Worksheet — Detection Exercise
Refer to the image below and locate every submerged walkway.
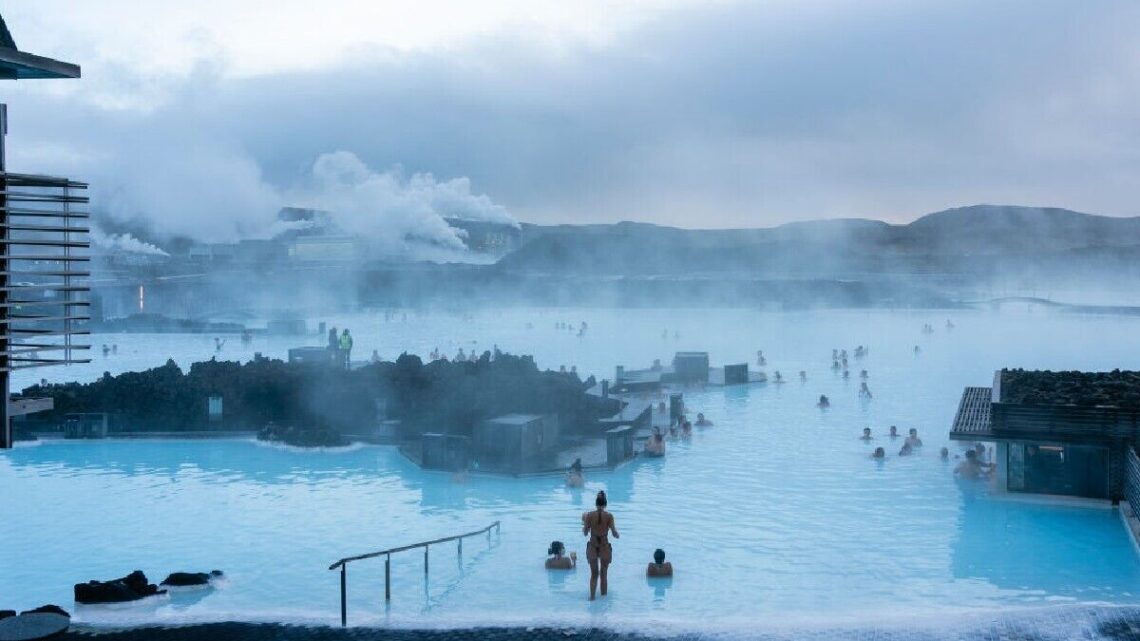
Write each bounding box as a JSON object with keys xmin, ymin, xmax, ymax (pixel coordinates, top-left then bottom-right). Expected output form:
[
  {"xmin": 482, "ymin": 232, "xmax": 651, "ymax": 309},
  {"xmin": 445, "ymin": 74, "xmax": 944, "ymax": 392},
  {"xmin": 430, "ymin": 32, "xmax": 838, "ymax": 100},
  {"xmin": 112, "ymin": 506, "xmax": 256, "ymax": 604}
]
[{"xmin": 57, "ymin": 605, "xmax": 1140, "ymax": 641}]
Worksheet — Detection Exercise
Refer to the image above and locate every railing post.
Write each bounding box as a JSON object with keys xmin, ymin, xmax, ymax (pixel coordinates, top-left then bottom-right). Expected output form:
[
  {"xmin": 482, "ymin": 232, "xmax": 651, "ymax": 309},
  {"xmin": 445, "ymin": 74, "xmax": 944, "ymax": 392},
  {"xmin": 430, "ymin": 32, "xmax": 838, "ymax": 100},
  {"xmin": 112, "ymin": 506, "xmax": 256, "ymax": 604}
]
[
  {"xmin": 332, "ymin": 521, "xmax": 499, "ymax": 609},
  {"xmin": 385, "ymin": 555, "xmax": 391, "ymax": 601},
  {"xmin": 339, "ymin": 564, "xmax": 347, "ymax": 627}
]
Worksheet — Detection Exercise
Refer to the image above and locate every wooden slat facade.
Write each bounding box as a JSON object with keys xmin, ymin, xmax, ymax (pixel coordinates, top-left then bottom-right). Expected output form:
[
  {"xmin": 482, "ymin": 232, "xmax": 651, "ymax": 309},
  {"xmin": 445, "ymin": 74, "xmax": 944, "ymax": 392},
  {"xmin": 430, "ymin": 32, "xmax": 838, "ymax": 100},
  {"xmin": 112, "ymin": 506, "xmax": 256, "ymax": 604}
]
[
  {"xmin": 992, "ymin": 403, "xmax": 1140, "ymax": 443},
  {"xmin": 949, "ymin": 386, "xmax": 995, "ymax": 439},
  {"xmin": 1126, "ymin": 447, "xmax": 1140, "ymax": 513}
]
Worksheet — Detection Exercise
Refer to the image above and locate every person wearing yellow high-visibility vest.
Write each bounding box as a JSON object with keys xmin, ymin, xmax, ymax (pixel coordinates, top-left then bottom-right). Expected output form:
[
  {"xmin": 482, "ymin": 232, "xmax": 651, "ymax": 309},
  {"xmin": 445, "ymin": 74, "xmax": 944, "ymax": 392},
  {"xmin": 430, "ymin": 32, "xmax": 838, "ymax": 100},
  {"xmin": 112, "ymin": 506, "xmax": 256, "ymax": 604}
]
[{"xmin": 338, "ymin": 329, "xmax": 353, "ymax": 370}]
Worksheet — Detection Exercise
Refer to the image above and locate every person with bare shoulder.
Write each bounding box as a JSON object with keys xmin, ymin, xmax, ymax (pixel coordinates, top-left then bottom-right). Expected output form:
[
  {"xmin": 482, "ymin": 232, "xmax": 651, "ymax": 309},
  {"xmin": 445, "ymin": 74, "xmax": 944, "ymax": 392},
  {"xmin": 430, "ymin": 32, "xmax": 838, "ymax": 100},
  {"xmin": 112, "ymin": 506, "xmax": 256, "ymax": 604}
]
[
  {"xmin": 566, "ymin": 457, "xmax": 585, "ymax": 488},
  {"xmin": 582, "ymin": 490, "xmax": 619, "ymax": 600},
  {"xmin": 545, "ymin": 540, "xmax": 577, "ymax": 570},
  {"xmin": 646, "ymin": 548, "xmax": 673, "ymax": 577}
]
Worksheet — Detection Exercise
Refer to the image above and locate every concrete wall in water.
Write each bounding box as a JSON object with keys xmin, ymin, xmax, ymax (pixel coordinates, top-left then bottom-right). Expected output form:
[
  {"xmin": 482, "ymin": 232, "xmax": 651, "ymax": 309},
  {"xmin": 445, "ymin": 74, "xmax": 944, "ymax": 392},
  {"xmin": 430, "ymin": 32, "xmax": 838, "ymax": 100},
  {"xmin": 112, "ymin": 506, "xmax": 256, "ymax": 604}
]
[{"xmin": 473, "ymin": 414, "xmax": 559, "ymax": 473}]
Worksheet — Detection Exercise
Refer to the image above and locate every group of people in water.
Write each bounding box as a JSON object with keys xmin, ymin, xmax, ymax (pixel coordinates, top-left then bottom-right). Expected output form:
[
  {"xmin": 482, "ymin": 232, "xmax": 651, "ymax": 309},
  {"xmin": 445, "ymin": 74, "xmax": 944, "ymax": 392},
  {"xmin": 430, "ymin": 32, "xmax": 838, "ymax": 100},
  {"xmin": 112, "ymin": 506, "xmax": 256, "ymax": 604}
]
[
  {"xmin": 825, "ymin": 347, "xmax": 875, "ymax": 393},
  {"xmin": 864, "ymin": 425, "xmax": 924, "ymax": 457},
  {"xmin": 545, "ymin": 491, "xmax": 672, "ymax": 600},
  {"xmin": 953, "ymin": 443, "xmax": 995, "ymax": 479},
  {"xmin": 921, "ymin": 320, "xmax": 956, "ymax": 335},
  {"xmin": 645, "ymin": 400, "xmax": 713, "ymax": 457},
  {"xmin": 555, "ymin": 321, "xmax": 589, "ymax": 337},
  {"xmin": 831, "ymin": 346, "xmax": 866, "ymax": 369},
  {"xmin": 756, "ymin": 345, "xmax": 879, "ymax": 409},
  {"xmin": 381, "ymin": 310, "xmax": 409, "ymax": 322},
  {"xmin": 755, "ymin": 349, "xmax": 805, "ymax": 385},
  {"xmin": 820, "ymin": 348, "xmax": 866, "ymax": 407},
  {"xmin": 862, "ymin": 424, "xmax": 994, "ymax": 478},
  {"xmin": 427, "ymin": 343, "xmax": 521, "ymax": 365},
  {"xmin": 429, "ymin": 345, "xmax": 490, "ymax": 363}
]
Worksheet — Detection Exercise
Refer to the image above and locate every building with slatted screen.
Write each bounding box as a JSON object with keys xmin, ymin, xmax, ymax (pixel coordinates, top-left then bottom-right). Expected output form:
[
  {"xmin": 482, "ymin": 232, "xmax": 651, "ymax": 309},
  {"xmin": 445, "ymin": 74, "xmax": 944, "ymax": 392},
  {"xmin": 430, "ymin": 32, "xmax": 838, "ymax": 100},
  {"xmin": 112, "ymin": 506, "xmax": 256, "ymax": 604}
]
[
  {"xmin": 0, "ymin": 13, "xmax": 88, "ymax": 448},
  {"xmin": 950, "ymin": 369, "xmax": 1140, "ymax": 503}
]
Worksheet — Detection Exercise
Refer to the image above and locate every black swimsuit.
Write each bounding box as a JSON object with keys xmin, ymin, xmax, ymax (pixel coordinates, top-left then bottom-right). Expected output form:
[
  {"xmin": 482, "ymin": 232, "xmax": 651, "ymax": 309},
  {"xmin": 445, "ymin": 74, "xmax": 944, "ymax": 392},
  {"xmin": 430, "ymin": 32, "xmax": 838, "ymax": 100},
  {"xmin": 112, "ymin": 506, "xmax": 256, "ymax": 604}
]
[{"xmin": 585, "ymin": 510, "xmax": 613, "ymax": 563}]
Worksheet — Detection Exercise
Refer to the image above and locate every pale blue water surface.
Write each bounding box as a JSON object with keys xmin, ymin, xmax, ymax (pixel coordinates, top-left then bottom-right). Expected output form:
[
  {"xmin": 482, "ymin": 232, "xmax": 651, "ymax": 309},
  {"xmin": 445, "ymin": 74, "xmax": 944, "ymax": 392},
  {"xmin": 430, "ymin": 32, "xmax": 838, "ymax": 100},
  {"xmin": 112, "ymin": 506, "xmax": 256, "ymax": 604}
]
[{"xmin": 3, "ymin": 307, "xmax": 1140, "ymax": 632}]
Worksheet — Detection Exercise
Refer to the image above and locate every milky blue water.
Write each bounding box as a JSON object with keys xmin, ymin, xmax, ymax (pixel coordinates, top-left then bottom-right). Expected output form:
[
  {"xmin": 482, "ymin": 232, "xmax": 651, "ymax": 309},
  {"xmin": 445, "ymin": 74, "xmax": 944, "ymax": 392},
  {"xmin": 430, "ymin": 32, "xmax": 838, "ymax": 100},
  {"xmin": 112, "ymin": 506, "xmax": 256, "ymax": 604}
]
[{"xmin": 3, "ymin": 307, "xmax": 1140, "ymax": 632}]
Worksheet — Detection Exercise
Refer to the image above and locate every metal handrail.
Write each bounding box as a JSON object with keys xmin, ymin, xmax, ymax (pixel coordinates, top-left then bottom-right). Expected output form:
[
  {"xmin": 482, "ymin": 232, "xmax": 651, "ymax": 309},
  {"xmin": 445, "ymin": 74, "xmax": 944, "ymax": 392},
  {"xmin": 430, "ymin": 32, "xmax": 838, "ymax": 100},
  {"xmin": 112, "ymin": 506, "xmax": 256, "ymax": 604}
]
[{"xmin": 328, "ymin": 520, "xmax": 500, "ymax": 626}]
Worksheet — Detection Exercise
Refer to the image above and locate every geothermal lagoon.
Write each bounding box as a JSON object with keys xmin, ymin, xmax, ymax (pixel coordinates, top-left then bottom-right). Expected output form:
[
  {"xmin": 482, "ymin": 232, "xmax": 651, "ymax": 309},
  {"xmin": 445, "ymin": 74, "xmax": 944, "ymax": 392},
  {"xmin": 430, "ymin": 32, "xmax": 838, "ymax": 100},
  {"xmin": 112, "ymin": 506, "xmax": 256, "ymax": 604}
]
[{"xmin": 3, "ymin": 307, "xmax": 1140, "ymax": 632}]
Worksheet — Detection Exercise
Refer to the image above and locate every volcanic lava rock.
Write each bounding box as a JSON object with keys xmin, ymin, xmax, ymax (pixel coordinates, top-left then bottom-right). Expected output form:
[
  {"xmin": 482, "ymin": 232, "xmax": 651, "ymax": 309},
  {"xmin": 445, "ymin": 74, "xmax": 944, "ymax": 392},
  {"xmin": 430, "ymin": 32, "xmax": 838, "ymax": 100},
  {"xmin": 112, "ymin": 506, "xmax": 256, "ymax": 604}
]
[
  {"xmin": 257, "ymin": 424, "xmax": 347, "ymax": 448},
  {"xmin": 1002, "ymin": 369, "xmax": 1140, "ymax": 409},
  {"xmin": 74, "ymin": 571, "xmax": 165, "ymax": 604},
  {"xmin": 19, "ymin": 605, "xmax": 69, "ymax": 618},
  {"xmin": 160, "ymin": 571, "xmax": 223, "ymax": 588}
]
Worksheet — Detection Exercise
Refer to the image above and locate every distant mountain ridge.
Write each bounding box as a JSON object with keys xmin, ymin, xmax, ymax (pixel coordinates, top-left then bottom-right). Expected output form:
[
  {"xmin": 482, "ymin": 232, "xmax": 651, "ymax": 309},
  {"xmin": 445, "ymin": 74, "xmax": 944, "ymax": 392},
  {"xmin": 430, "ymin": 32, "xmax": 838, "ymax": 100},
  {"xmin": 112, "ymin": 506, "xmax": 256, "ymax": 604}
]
[{"xmin": 501, "ymin": 205, "xmax": 1140, "ymax": 276}]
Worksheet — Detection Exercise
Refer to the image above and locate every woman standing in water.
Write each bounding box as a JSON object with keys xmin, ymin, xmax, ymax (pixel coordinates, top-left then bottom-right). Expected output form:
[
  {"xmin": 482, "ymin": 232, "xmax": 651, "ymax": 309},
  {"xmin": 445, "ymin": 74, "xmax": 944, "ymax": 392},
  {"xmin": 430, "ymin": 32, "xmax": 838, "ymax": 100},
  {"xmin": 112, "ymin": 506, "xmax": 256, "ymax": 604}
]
[{"xmin": 582, "ymin": 490, "xmax": 619, "ymax": 600}]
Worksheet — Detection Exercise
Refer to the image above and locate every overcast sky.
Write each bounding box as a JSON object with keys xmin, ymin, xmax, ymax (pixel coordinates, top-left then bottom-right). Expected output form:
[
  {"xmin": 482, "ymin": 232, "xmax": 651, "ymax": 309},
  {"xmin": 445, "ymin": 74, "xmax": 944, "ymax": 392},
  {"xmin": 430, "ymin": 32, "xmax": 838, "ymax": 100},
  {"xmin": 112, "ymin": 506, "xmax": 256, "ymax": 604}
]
[{"xmin": 3, "ymin": 0, "xmax": 1138, "ymax": 236}]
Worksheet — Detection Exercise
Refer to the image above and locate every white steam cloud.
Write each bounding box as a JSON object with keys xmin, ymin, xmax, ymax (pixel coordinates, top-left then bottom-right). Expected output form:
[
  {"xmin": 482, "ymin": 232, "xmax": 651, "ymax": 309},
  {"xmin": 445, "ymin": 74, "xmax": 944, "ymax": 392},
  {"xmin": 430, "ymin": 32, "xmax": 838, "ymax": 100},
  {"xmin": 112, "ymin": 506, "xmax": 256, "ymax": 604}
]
[
  {"xmin": 293, "ymin": 151, "xmax": 517, "ymax": 258},
  {"xmin": 97, "ymin": 145, "xmax": 282, "ymax": 244},
  {"xmin": 93, "ymin": 144, "xmax": 514, "ymax": 261},
  {"xmin": 91, "ymin": 228, "xmax": 170, "ymax": 256}
]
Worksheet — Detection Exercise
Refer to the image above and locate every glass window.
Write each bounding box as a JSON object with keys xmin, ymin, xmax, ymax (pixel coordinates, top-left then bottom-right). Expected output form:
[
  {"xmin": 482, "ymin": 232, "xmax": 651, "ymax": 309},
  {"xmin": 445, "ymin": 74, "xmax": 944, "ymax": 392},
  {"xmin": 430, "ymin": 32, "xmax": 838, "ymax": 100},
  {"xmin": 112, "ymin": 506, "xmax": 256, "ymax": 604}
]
[{"xmin": 1007, "ymin": 441, "xmax": 1108, "ymax": 499}]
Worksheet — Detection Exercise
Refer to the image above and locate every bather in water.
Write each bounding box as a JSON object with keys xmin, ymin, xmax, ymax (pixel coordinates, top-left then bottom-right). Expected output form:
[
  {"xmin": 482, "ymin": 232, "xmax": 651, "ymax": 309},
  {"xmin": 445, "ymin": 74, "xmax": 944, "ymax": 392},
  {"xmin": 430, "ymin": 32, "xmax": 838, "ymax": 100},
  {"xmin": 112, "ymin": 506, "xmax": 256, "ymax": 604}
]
[
  {"xmin": 817, "ymin": 395, "xmax": 830, "ymax": 408},
  {"xmin": 567, "ymin": 458, "xmax": 585, "ymax": 487},
  {"xmin": 546, "ymin": 541, "xmax": 577, "ymax": 570},
  {"xmin": 905, "ymin": 428, "xmax": 923, "ymax": 448},
  {"xmin": 582, "ymin": 491, "xmax": 619, "ymax": 600},
  {"xmin": 860, "ymin": 427, "xmax": 873, "ymax": 441},
  {"xmin": 955, "ymin": 449, "xmax": 990, "ymax": 479},
  {"xmin": 647, "ymin": 548, "xmax": 673, "ymax": 577},
  {"xmin": 645, "ymin": 429, "xmax": 666, "ymax": 456}
]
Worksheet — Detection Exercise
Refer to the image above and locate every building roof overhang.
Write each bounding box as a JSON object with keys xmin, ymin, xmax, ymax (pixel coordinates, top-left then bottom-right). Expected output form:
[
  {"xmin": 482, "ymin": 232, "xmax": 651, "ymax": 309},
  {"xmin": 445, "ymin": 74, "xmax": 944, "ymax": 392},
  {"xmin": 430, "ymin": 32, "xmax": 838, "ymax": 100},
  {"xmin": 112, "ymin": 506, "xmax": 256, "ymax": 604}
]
[
  {"xmin": 0, "ymin": 46, "xmax": 80, "ymax": 80},
  {"xmin": 949, "ymin": 385, "xmax": 1128, "ymax": 445}
]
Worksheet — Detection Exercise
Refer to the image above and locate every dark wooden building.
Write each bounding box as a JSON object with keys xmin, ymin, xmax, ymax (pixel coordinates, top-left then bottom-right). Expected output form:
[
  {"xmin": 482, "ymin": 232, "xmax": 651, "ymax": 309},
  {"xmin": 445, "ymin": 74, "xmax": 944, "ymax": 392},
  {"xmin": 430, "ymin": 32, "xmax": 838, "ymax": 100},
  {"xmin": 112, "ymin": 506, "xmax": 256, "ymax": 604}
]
[{"xmin": 950, "ymin": 369, "xmax": 1140, "ymax": 502}]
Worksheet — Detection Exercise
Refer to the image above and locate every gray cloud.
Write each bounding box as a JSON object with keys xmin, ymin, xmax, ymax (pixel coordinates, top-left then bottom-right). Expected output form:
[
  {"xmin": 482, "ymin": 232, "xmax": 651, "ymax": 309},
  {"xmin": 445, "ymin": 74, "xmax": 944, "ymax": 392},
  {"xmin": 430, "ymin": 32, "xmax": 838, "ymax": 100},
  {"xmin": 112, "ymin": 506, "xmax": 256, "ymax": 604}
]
[{"xmin": 5, "ymin": 0, "xmax": 1139, "ymax": 234}]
